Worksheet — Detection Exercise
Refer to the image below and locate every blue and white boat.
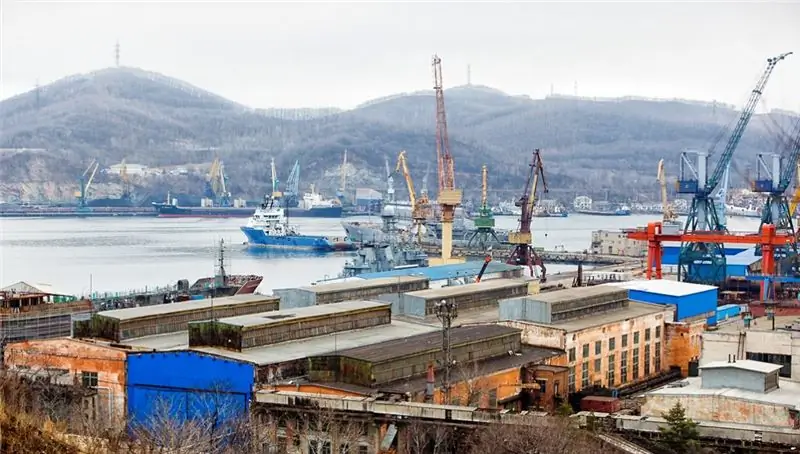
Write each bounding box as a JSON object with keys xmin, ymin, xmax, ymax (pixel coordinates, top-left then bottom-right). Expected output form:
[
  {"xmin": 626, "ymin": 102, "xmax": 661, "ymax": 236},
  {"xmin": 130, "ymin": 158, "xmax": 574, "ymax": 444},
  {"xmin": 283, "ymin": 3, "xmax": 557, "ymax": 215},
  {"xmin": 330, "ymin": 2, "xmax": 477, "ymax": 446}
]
[{"xmin": 240, "ymin": 198, "xmax": 355, "ymax": 252}]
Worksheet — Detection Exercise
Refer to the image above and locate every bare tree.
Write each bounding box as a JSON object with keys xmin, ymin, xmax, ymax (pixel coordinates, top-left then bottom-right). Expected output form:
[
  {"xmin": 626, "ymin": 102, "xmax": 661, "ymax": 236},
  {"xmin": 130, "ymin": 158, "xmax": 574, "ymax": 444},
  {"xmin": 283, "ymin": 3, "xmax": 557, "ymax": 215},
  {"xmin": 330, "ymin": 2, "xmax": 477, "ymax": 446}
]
[
  {"xmin": 404, "ymin": 419, "xmax": 458, "ymax": 454},
  {"xmin": 302, "ymin": 407, "xmax": 366, "ymax": 454},
  {"xmin": 466, "ymin": 417, "xmax": 609, "ymax": 454},
  {"xmin": 454, "ymin": 361, "xmax": 491, "ymax": 407}
]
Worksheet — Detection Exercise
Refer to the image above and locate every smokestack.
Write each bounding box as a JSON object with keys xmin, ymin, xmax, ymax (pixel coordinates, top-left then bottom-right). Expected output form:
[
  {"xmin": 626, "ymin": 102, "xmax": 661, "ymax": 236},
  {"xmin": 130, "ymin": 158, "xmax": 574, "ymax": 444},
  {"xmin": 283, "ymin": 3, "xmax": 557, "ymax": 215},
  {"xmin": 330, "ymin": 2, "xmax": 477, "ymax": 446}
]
[{"xmin": 425, "ymin": 363, "xmax": 435, "ymax": 402}]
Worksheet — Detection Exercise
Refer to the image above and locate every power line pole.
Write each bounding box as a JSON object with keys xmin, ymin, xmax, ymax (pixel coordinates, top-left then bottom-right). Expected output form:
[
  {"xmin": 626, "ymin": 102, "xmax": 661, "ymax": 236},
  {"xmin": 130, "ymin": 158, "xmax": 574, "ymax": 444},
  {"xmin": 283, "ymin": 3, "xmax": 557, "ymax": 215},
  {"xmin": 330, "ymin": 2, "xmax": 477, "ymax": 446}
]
[
  {"xmin": 435, "ymin": 298, "xmax": 457, "ymax": 404},
  {"xmin": 115, "ymin": 40, "xmax": 120, "ymax": 67}
]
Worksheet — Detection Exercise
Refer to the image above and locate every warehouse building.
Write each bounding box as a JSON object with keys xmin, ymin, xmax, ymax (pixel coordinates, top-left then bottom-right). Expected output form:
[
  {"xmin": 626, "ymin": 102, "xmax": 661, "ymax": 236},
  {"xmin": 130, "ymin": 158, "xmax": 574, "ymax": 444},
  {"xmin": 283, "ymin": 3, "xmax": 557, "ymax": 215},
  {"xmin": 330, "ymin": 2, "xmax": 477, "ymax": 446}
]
[
  {"xmin": 701, "ymin": 315, "xmax": 800, "ymax": 381},
  {"xmin": 495, "ymin": 286, "xmax": 674, "ymax": 393},
  {"xmin": 379, "ymin": 278, "xmax": 528, "ymax": 318},
  {"xmin": 188, "ymin": 301, "xmax": 391, "ymax": 351},
  {"xmin": 642, "ymin": 359, "xmax": 800, "ymax": 429},
  {"xmin": 73, "ymin": 294, "xmax": 279, "ymax": 341},
  {"xmin": 274, "ymin": 276, "xmax": 429, "ymax": 309},
  {"xmin": 6, "ymin": 300, "xmax": 439, "ymax": 430},
  {"xmin": 304, "ymin": 324, "xmax": 567, "ymax": 411}
]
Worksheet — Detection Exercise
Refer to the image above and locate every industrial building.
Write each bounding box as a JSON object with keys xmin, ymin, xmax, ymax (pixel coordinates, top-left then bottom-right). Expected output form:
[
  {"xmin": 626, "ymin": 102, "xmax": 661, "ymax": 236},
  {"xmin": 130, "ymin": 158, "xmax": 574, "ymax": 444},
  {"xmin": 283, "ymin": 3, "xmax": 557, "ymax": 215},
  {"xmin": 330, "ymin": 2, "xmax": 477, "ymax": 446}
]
[
  {"xmin": 495, "ymin": 286, "xmax": 675, "ymax": 393},
  {"xmin": 606, "ymin": 279, "xmax": 718, "ymax": 376},
  {"xmin": 380, "ymin": 278, "xmax": 529, "ymax": 317},
  {"xmin": 274, "ymin": 276, "xmax": 429, "ymax": 309},
  {"xmin": 591, "ymin": 230, "xmax": 647, "ymax": 257},
  {"xmin": 642, "ymin": 359, "xmax": 800, "ymax": 429},
  {"xmin": 304, "ymin": 324, "xmax": 567, "ymax": 411},
  {"xmin": 0, "ymin": 282, "xmax": 93, "ymax": 344},
  {"xmin": 188, "ymin": 301, "xmax": 391, "ymax": 351},
  {"xmin": 73, "ymin": 294, "xmax": 279, "ymax": 341},
  {"xmin": 701, "ymin": 315, "xmax": 800, "ymax": 381}
]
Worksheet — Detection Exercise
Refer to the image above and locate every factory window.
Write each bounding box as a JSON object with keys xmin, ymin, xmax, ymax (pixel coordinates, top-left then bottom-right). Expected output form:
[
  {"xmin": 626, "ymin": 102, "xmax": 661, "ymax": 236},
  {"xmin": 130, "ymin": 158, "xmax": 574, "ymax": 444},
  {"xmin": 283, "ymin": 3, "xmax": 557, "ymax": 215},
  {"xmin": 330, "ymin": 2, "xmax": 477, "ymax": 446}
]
[
  {"xmin": 607, "ymin": 354, "xmax": 616, "ymax": 386},
  {"xmin": 568, "ymin": 366, "xmax": 576, "ymax": 392},
  {"xmin": 645, "ymin": 328, "xmax": 651, "ymax": 342},
  {"xmin": 632, "ymin": 349, "xmax": 640, "ymax": 380},
  {"xmin": 746, "ymin": 352, "xmax": 792, "ymax": 378},
  {"xmin": 569, "ymin": 347, "xmax": 576, "ymax": 362},
  {"xmin": 593, "ymin": 358, "xmax": 601, "ymax": 374},
  {"xmin": 655, "ymin": 342, "xmax": 662, "ymax": 371},
  {"xmin": 634, "ymin": 332, "xmax": 640, "ymax": 345},
  {"xmin": 81, "ymin": 371, "xmax": 98, "ymax": 388},
  {"xmin": 644, "ymin": 345, "xmax": 651, "ymax": 376},
  {"xmin": 582, "ymin": 344, "xmax": 590, "ymax": 358},
  {"xmin": 595, "ymin": 341, "xmax": 602, "ymax": 355},
  {"xmin": 581, "ymin": 361, "xmax": 590, "ymax": 388},
  {"xmin": 620, "ymin": 351, "xmax": 628, "ymax": 383},
  {"xmin": 622, "ymin": 334, "xmax": 628, "ymax": 348},
  {"xmin": 609, "ymin": 337, "xmax": 616, "ymax": 351},
  {"xmin": 656, "ymin": 326, "xmax": 661, "ymax": 339}
]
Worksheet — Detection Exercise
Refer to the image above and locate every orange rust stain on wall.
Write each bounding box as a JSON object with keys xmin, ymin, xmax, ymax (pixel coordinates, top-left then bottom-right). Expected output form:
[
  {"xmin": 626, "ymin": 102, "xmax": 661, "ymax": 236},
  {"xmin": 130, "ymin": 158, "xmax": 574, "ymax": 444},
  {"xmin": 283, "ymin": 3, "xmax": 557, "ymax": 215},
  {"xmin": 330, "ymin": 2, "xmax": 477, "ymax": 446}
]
[
  {"xmin": 544, "ymin": 353, "xmax": 569, "ymax": 367},
  {"xmin": 665, "ymin": 320, "xmax": 704, "ymax": 376}
]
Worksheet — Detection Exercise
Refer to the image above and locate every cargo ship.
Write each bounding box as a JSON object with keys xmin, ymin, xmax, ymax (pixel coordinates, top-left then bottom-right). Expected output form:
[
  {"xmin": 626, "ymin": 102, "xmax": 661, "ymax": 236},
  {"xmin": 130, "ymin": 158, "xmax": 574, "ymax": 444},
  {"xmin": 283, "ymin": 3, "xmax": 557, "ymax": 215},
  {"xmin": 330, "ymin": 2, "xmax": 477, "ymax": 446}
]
[
  {"xmin": 91, "ymin": 239, "xmax": 263, "ymax": 310},
  {"xmin": 241, "ymin": 197, "xmax": 355, "ymax": 252},
  {"xmin": 532, "ymin": 205, "xmax": 568, "ymax": 218},
  {"xmin": 574, "ymin": 201, "xmax": 631, "ymax": 216},
  {"xmin": 153, "ymin": 190, "xmax": 342, "ymax": 218},
  {"xmin": 0, "ymin": 203, "xmax": 157, "ymax": 218}
]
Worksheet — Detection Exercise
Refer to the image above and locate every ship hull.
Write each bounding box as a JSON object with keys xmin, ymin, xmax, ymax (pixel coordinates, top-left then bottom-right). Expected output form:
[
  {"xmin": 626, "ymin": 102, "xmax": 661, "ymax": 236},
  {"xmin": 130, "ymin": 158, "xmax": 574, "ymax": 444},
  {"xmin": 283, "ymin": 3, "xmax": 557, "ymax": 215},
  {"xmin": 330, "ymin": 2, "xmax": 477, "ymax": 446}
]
[
  {"xmin": 154, "ymin": 203, "xmax": 343, "ymax": 218},
  {"xmin": 533, "ymin": 212, "xmax": 568, "ymax": 218},
  {"xmin": 241, "ymin": 226, "xmax": 354, "ymax": 252},
  {"xmin": 576, "ymin": 210, "xmax": 631, "ymax": 216}
]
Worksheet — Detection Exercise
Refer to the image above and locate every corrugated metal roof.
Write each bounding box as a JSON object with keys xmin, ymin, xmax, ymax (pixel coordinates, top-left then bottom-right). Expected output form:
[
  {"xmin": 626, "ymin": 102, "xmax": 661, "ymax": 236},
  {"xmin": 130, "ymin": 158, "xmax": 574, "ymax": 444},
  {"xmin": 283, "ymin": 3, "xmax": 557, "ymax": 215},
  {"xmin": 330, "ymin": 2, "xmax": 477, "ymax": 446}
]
[
  {"xmin": 606, "ymin": 279, "xmax": 717, "ymax": 296},
  {"xmin": 357, "ymin": 262, "xmax": 521, "ymax": 281},
  {"xmin": 209, "ymin": 300, "xmax": 389, "ymax": 328},
  {"xmin": 701, "ymin": 359, "xmax": 781, "ymax": 374},
  {"xmin": 523, "ymin": 286, "xmax": 626, "ymax": 305},
  {"xmin": 1, "ymin": 281, "xmax": 70, "ymax": 296},
  {"xmin": 285, "ymin": 276, "xmax": 428, "ymax": 293},
  {"xmin": 403, "ymin": 278, "xmax": 527, "ymax": 300},
  {"xmin": 325, "ymin": 324, "xmax": 520, "ymax": 363},
  {"xmin": 97, "ymin": 294, "xmax": 278, "ymax": 321},
  {"xmin": 191, "ymin": 320, "xmax": 439, "ymax": 366}
]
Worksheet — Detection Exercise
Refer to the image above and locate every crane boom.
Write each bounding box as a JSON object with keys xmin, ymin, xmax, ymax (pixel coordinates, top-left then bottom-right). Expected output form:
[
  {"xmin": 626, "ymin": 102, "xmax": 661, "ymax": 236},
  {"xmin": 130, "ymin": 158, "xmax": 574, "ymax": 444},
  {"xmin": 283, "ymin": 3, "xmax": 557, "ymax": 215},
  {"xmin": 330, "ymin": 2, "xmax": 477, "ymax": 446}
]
[
  {"xmin": 657, "ymin": 159, "xmax": 677, "ymax": 222},
  {"xmin": 396, "ymin": 151, "xmax": 417, "ymax": 209},
  {"xmin": 705, "ymin": 52, "xmax": 792, "ymax": 193},
  {"xmin": 507, "ymin": 150, "xmax": 547, "ymax": 282}
]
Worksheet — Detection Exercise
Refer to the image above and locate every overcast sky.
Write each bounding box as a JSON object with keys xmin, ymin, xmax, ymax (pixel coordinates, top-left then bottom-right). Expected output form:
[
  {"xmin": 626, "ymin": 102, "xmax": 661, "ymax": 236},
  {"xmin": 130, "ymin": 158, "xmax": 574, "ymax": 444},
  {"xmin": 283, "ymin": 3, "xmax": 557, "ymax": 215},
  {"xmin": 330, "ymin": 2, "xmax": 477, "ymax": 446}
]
[{"xmin": 2, "ymin": 1, "xmax": 799, "ymax": 110}]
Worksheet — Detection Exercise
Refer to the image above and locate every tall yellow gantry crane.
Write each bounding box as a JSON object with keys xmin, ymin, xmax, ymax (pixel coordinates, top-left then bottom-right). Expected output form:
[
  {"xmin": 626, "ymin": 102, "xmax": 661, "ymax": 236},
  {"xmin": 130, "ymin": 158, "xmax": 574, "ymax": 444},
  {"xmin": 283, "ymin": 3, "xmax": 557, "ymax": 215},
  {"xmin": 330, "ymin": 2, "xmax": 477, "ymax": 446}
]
[
  {"xmin": 432, "ymin": 55, "xmax": 462, "ymax": 262},
  {"xmin": 657, "ymin": 159, "xmax": 678, "ymax": 223},
  {"xmin": 396, "ymin": 150, "xmax": 430, "ymax": 241}
]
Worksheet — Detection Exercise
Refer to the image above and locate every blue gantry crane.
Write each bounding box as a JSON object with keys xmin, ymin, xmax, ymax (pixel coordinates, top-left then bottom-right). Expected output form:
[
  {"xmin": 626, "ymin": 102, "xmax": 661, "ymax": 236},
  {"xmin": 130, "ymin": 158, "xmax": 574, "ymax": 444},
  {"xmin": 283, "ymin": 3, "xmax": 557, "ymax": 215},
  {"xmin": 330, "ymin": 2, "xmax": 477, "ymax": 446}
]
[{"xmin": 676, "ymin": 52, "xmax": 792, "ymax": 284}]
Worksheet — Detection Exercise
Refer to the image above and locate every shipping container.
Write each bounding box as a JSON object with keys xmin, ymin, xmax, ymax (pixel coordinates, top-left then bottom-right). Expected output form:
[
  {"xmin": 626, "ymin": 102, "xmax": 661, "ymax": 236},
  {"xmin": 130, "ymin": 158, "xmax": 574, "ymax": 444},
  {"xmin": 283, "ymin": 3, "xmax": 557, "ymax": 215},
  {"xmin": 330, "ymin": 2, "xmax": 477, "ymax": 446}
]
[{"xmin": 580, "ymin": 395, "xmax": 621, "ymax": 414}]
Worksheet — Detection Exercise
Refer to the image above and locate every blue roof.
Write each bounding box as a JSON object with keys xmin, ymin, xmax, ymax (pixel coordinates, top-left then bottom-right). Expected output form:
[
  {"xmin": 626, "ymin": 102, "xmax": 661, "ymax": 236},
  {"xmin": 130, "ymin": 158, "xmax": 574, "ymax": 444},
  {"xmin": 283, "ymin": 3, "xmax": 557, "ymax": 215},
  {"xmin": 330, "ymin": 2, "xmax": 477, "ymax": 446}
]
[
  {"xmin": 726, "ymin": 247, "xmax": 761, "ymax": 267},
  {"xmin": 357, "ymin": 262, "xmax": 522, "ymax": 281}
]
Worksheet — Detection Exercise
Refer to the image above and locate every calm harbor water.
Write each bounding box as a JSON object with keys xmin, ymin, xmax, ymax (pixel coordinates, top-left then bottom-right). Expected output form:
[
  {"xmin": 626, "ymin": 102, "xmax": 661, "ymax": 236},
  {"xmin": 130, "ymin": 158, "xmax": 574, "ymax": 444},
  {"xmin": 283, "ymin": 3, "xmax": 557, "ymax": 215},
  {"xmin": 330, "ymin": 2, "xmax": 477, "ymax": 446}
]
[{"xmin": 0, "ymin": 213, "xmax": 761, "ymax": 297}]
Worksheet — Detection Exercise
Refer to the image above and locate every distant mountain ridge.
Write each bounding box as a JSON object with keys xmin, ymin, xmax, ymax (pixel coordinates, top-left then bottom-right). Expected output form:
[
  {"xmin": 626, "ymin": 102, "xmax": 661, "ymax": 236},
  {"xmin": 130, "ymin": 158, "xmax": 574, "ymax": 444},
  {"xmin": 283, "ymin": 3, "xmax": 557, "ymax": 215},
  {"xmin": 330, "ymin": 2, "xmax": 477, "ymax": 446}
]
[{"xmin": 0, "ymin": 65, "xmax": 792, "ymax": 203}]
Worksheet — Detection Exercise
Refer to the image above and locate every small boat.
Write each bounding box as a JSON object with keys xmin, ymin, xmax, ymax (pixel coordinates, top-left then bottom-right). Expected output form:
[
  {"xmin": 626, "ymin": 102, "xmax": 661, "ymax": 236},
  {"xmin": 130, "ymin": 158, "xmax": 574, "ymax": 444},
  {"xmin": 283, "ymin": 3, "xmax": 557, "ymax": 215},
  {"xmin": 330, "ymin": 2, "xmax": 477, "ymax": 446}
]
[{"xmin": 241, "ymin": 197, "xmax": 355, "ymax": 252}]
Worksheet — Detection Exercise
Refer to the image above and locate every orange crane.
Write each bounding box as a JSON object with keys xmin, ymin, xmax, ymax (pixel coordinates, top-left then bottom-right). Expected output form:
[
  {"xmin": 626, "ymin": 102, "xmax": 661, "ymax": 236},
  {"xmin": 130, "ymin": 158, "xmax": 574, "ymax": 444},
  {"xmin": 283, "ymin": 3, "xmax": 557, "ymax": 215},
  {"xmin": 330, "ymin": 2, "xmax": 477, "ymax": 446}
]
[
  {"xmin": 627, "ymin": 222, "xmax": 793, "ymax": 280},
  {"xmin": 396, "ymin": 150, "xmax": 431, "ymax": 242},
  {"xmin": 432, "ymin": 55, "xmax": 462, "ymax": 262}
]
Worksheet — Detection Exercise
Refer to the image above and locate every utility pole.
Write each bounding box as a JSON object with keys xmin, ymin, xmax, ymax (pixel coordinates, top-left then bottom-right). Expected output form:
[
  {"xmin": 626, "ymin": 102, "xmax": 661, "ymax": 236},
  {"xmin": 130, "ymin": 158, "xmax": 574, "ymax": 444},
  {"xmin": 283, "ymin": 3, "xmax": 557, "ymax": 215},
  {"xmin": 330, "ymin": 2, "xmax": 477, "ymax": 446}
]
[
  {"xmin": 466, "ymin": 64, "xmax": 472, "ymax": 86},
  {"xmin": 435, "ymin": 298, "xmax": 457, "ymax": 404},
  {"xmin": 115, "ymin": 40, "xmax": 120, "ymax": 67}
]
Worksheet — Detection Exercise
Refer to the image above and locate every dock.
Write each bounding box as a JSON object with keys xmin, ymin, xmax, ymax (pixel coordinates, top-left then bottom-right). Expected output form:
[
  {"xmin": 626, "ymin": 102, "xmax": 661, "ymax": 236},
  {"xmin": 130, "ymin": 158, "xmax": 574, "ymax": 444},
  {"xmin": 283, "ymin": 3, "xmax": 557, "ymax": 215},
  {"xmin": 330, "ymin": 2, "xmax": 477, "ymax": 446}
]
[{"xmin": 419, "ymin": 243, "xmax": 640, "ymax": 265}]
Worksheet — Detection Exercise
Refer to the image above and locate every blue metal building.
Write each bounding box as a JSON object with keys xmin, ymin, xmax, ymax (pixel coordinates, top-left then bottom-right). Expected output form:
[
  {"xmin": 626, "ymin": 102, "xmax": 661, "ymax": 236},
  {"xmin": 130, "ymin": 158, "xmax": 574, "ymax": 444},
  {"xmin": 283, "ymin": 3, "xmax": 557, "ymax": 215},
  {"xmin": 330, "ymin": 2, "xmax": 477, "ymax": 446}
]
[
  {"xmin": 609, "ymin": 280, "xmax": 718, "ymax": 322},
  {"xmin": 661, "ymin": 245, "xmax": 749, "ymax": 266},
  {"xmin": 126, "ymin": 351, "xmax": 255, "ymax": 431},
  {"xmin": 356, "ymin": 261, "xmax": 522, "ymax": 282}
]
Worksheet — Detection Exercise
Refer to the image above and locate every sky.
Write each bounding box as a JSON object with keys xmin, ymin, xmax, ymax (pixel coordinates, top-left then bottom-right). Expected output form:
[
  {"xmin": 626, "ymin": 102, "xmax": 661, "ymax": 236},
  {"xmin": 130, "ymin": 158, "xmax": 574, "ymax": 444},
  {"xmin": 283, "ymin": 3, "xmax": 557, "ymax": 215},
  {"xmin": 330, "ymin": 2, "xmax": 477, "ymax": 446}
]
[{"xmin": 2, "ymin": 1, "xmax": 800, "ymax": 110}]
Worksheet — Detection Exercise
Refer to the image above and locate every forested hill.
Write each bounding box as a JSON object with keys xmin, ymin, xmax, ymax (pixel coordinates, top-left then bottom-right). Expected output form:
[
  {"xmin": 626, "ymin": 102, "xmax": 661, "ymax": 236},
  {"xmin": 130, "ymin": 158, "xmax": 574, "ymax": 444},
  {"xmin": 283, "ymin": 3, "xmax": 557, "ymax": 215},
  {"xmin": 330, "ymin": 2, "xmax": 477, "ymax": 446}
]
[{"xmin": 0, "ymin": 66, "xmax": 790, "ymax": 202}]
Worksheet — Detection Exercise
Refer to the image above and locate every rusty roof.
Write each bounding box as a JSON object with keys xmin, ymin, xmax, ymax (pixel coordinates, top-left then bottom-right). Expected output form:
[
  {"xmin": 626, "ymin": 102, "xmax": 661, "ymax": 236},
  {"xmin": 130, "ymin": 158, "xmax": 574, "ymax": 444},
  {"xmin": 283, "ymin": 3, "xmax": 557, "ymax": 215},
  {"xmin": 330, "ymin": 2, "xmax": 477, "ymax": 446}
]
[{"xmin": 325, "ymin": 324, "xmax": 520, "ymax": 363}]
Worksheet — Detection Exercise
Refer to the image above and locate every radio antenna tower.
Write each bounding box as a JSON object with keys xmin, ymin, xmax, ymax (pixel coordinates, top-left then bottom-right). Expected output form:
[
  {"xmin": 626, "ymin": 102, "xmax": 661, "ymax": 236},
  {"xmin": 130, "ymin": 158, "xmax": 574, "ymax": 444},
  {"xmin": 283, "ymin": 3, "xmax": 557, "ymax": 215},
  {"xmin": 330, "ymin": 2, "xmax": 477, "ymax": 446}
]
[
  {"xmin": 35, "ymin": 79, "xmax": 41, "ymax": 109},
  {"xmin": 115, "ymin": 40, "xmax": 120, "ymax": 67},
  {"xmin": 435, "ymin": 298, "xmax": 458, "ymax": 404},
  {"xmin": 467, "ymin": 64, "xmax": 472, "ymax": 86}
]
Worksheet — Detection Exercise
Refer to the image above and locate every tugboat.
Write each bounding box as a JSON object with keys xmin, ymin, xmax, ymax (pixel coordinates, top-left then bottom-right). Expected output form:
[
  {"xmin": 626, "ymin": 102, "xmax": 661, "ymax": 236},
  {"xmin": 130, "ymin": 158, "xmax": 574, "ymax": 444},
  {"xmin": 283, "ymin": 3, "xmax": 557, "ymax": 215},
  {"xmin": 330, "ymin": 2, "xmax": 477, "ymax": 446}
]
[
  {"xmin": 340, "ymin": 206, "xmax": 429, "ymax": 278},
  {"xmin": 241, "ymin": 195, "xmax": 355, "ymax": 252}
]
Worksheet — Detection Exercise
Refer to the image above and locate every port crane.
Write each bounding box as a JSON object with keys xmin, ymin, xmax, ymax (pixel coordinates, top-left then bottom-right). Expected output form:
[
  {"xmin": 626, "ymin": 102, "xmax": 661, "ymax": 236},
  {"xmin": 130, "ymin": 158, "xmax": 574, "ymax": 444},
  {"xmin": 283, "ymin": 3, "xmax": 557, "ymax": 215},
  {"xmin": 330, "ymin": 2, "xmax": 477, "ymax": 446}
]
[
  {"xmin": 337, "ymin": 149, "xmax": 348, "ymax": 205},
  {"xmin": 206, "ymin": 158, "xmax": 232, "ymax": 207},
  {"xmin": 432, "ymin": 55, "xmax": 462, "ymax": 263},
  {"xmin": 385, "ymin": 155, "xmax": 395, "ymax": 204},
  {"xmin": 507, "ymin": 150, "xmax": 547, "ymax": 282},
  {"xmin": 269, "ymin": 158, "xmax": 282, "ymax": 201},
  {"xmin": 395, "ymin": 150, "xmax": 430, "ymax": 242},
  {"xmin": 675, "ymin": 52, "xmax": 791, "ymax": 283},
  {"xmin": 119, "ymin": 158, "xmax": 132, "ymax": 202},
  {"xmin": 466, "ymin": 165, "xmax": 501, "ymax": 249},
  {"xmin": 284, "ymin": 160, "xmax": 300, "ymax": 207},
  {"xmin": 656, "ymin": 159, "xmax": 680, "ymax": 227},
  {"xmin": 75, "ymin": 160, "xmax": 100, "ymax": 208}
]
